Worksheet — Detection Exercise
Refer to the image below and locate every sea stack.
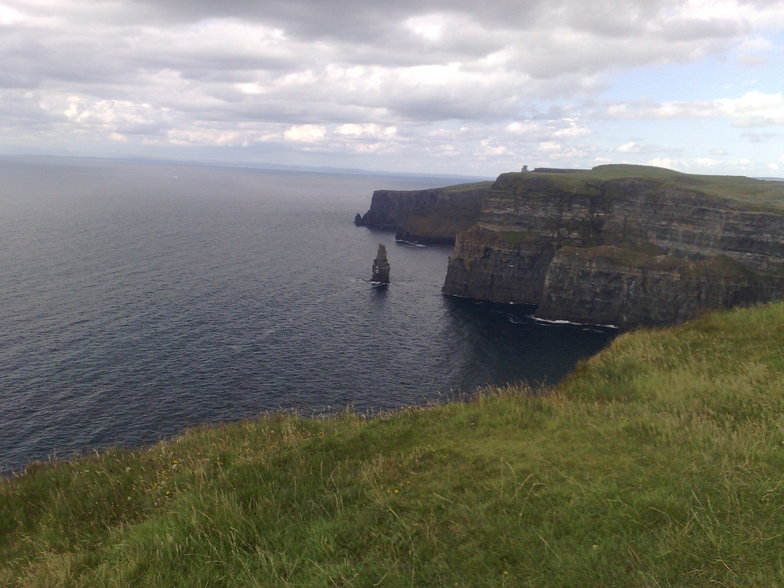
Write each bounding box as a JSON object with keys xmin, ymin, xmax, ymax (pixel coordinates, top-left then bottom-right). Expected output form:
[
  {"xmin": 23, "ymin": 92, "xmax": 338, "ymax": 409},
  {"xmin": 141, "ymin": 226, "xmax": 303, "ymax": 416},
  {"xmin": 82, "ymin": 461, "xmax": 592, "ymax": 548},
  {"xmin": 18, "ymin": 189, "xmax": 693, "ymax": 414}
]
[{"xmin": 372, "ymin": 243, "xmax": 390, "ymax": 284}]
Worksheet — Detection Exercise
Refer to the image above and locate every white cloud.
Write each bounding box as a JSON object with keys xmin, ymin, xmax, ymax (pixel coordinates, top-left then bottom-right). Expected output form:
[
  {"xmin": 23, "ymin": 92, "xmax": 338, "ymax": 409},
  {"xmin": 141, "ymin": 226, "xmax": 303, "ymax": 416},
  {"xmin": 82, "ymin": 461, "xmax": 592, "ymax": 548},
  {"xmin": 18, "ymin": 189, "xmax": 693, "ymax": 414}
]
[
  {"xmin": 735, "ymin": 34, "xmax": 775, "ymax": 66},
  {"xmin": 404, "ymin": 14, "xmax": 445, "ymax": 41},
  {"xmin": 0, "ymin": 4, "xmax": 25, "ymax": 24},
  {"xmin": 334, "ymin": 124, "xmax": 397, "ymax": 139},
  {"xmin": 505, "ymin": 121, "xmax": 542, "ymax": 135},
  {"xmin": 36, "ymin": 93, "xmax": 173, "ymax": 137},
  {"xmin": 605, "ymin": 91, "xmax": 784, "ymax": 127},
  {"xmin": 538, "ymin": 141, "xmax": 562, "ymax": 152},
  {"xmin": 0, "ymin": 0, "xmax": 783, "ymax": 174},
  {"xmin": 283, "ymin": 124, "xmax": 327, "ymax": 143},
  {"xmin": 553, "ymin": 122, "xmax": 592, "ymax": 139},
  {"xmin": 616, "ymin": 142, "xmax": 644, "ymax": 153},
  {"xmin": 474, "ymin": 139, "xmax": 507, "ymax": 158},
  {"xmin": 646, "ymin": 156, "xmax": 756, "ymax": 172}
]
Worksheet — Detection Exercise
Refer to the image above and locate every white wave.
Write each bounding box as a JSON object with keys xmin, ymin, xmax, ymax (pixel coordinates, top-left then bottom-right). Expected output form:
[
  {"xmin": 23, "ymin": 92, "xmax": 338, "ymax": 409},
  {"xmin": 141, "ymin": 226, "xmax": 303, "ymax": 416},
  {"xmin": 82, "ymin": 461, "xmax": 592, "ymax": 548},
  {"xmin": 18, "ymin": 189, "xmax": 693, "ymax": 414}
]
[
  {"xmin": 394, "ymin": 238, "xmax": 426, "ymax": 247},
  {"xmin": 532, "ymin": 315, "xmax": 618, "ymax": 330}
]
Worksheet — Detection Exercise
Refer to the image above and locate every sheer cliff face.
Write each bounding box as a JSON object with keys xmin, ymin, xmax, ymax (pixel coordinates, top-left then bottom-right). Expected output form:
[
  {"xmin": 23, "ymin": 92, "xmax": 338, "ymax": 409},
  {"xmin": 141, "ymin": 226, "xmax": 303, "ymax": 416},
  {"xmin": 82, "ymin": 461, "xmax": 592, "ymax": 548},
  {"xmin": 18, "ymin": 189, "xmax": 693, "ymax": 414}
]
[
  {"xmin": 358, "ymin": 184, "xmax": 491, "ymax": 244},
  {"xmin": 443, "ymin": 171, "xmax": 784, "ymax": 327},
  {"xmin": 360, "ymin": 189, "xmax": 441, "ymax": 231}
]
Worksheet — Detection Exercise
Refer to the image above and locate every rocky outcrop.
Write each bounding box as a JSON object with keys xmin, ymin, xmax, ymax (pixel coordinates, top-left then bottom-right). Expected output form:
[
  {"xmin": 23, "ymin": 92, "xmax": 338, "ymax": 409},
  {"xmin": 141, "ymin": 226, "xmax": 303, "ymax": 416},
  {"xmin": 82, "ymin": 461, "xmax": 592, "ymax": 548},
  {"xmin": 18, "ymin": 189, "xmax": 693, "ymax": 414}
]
[
  {"xmin": 536, "ymin": 246, "xmax": 783, "ymax": 328},
  {"xmin": 356, "ymin": 182, "xmax": 491, "ymax": 244},
  {"xmin": 443, "ymin": 165, "xmax": 784, "ymax": 327},
  {"xmin": 438, "ymin": 226, "xmax": 556, "ymax": 305},
  {"xmin": 372, "ymin": 244, "xmax": 390, "ymax": 284}
]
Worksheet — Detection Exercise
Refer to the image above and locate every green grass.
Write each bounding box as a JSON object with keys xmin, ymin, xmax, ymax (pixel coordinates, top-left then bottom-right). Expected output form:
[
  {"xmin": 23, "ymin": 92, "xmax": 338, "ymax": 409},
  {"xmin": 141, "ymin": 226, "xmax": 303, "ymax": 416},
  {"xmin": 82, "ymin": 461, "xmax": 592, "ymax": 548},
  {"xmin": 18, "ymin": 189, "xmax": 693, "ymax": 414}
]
[
  {"xmin": 440, "ymin": 181, "xmax": 494, "ymax": 194},
  {"xmin": 3, "ymin": 302, "xmax": 784, "ymax": 586},
  {"xmin": 504, "ymin": 164, "xmax": 784, "ymax": 210}
]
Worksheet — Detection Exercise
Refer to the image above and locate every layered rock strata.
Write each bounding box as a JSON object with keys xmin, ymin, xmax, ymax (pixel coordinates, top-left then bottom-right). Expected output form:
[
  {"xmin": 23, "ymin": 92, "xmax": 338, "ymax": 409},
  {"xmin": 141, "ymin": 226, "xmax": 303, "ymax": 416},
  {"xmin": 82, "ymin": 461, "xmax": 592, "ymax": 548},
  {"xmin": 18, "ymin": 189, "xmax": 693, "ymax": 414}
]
[
  {"xmin": 443, "ymin": 166, "xmax": 784, "ymax": 328},
  {"xmin": 356, "ymin": 183, "xmax": 491, "ymax": 244}
]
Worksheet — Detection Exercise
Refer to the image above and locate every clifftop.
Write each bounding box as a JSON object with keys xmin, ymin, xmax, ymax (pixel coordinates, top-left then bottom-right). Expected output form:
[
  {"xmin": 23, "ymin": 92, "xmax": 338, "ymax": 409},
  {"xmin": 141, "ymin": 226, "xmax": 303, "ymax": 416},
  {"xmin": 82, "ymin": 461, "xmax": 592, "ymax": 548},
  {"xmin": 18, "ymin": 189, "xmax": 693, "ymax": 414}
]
[{"xmin": 513, "ymin": 164, "xmax": 784, "ymax": 210}]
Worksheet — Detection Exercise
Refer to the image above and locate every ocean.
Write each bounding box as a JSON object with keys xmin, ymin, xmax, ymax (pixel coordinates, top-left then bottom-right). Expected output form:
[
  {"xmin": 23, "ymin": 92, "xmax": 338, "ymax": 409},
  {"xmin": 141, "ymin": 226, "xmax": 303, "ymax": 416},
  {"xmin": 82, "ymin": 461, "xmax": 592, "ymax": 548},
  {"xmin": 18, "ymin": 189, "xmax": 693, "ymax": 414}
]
[{"xmin": 0, "ymin": 156, "xmax": 615, "ymax": 473}]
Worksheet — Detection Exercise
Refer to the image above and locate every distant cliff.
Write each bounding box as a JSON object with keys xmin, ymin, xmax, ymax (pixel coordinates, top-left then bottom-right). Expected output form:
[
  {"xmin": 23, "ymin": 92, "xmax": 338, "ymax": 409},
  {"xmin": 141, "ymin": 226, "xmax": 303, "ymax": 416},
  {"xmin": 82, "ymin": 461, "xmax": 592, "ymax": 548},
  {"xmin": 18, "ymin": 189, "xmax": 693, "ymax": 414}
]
[
  {"xmin": 356, "ymin": 182, "xmax": 491, "ymax": 244},
  {"xmin": 442, "ymin": 165, "xmax": 784, "ymax": 328}
]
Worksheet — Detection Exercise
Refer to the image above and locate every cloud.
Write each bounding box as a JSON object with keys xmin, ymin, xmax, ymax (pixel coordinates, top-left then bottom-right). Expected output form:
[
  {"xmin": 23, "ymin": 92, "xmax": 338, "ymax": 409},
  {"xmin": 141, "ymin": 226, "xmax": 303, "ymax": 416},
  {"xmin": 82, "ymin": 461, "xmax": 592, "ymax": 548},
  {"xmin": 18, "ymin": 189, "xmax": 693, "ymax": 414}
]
[
  {"xmin": 0, "ymin": 0, "xmax": 784, "ymax": 173},
  {"xmin": 742, "ymin": 131, "xmax": 781, "ymax": 143},
  {"xmin": 646, "ymin": 155, "xmax": 757, "ymax": 172},
  {"xmin": 616, "ymin": 141, "xmax": 650, "ymax": 153},
  {"xmin": 283, "ymin": 124, "xmax": 327, "ymax": 143},
  {"xmin": 605, "ymin": 91, "xmax": 784, "ymax": 127},
  {"xmin": 735, "ymin": 35, "xmax": 775, "ymax": 65}
]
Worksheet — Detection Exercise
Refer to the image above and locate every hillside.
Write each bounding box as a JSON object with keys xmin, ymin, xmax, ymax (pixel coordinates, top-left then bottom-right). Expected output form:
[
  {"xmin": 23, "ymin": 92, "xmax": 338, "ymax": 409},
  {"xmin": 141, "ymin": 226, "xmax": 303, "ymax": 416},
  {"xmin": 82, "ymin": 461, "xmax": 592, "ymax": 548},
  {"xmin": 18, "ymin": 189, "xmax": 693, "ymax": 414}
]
[{"xmin": 3, "ymin": 301, "xmax": 784, "ymax": 586}]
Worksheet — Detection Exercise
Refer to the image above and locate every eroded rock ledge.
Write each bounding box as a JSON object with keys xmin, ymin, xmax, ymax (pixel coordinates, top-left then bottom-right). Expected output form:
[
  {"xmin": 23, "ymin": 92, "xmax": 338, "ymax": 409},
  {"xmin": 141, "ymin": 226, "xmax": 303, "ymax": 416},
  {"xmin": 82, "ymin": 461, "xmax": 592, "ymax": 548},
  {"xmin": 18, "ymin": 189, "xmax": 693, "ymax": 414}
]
[{"xmin": 442, "ymin": 165, "xmax": 784, "ymax": 328}]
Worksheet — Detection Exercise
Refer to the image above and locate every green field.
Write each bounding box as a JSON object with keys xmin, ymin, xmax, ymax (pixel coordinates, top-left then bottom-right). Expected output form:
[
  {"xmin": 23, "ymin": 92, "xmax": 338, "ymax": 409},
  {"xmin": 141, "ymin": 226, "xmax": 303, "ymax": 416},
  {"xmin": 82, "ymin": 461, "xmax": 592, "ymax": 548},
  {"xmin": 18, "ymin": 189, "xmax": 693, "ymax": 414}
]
[{"xmin": 3, "ymin": 301, "xmax": 784, "ymax": 586}]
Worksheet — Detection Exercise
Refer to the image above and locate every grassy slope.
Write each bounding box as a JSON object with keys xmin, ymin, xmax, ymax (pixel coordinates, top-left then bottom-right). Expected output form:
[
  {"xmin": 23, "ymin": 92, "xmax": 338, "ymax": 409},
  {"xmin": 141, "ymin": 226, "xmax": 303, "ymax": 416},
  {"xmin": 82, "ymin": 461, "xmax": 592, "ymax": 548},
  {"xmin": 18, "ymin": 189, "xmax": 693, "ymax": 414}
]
[{"xmin": 3, "ymin": 302, "xmax": 784, "ymax": 586}]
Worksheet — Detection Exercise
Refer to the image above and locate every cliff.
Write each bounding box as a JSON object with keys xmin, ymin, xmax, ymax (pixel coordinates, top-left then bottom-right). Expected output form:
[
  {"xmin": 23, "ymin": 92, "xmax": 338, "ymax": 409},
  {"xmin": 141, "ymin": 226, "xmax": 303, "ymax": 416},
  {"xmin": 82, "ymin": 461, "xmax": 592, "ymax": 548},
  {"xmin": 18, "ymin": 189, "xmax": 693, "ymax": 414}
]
[
  {"xmin": 443, "ymin": 165, "xmax": 784, "ymax": 327},
  {"xmin": 356, "ymin": 182, "xmax": 491, "ymax": 244}
]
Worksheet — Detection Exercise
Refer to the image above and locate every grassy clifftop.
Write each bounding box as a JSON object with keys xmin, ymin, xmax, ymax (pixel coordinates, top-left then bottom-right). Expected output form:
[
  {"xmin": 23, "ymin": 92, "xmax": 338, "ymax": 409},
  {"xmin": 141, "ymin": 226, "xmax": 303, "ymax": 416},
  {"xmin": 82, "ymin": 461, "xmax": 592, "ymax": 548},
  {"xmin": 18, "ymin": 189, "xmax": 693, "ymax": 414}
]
[
  {"xmin": 510, "ymin": 164, "xmax": 784, "ymax": 210},
  {"xmin": 3, "ymin": 302, "xmax": 784, "ymax": 586}
]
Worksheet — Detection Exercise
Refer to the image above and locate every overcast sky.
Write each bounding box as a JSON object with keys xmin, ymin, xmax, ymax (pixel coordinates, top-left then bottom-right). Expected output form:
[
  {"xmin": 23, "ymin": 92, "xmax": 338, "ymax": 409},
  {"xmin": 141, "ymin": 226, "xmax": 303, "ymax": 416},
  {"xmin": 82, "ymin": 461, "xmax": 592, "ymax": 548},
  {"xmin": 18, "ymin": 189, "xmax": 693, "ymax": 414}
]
[{"xmin": 2, "ymin": 0, "xmax": 783, "ymax": 176}]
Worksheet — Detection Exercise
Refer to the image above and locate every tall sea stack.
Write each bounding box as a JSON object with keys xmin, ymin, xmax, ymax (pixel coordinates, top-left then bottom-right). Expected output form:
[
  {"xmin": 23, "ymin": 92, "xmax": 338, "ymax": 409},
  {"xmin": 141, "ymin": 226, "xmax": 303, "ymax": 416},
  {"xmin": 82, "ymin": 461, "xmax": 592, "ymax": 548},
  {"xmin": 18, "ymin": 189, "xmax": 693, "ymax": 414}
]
[{"xmin": 372, "ymin": 244, "xmax": 390, "ymax": 284}]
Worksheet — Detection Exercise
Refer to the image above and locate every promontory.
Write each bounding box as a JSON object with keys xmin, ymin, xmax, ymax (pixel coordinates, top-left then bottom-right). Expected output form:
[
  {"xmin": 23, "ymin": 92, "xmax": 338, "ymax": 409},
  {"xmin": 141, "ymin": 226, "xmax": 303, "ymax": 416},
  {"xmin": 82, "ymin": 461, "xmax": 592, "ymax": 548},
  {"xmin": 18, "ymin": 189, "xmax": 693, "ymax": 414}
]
[{"xmin": 358, "ymin": 164, "xmax": 784, "ymax": 328}]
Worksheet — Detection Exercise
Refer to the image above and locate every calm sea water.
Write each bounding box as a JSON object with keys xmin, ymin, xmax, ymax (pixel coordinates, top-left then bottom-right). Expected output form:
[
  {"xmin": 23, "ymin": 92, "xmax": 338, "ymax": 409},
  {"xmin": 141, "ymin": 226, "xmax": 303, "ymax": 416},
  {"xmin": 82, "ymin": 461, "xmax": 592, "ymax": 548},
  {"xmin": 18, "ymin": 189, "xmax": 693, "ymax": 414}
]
[{"xmin": 0, "ymin": 157, "xmax": 614, "ymax": 473}]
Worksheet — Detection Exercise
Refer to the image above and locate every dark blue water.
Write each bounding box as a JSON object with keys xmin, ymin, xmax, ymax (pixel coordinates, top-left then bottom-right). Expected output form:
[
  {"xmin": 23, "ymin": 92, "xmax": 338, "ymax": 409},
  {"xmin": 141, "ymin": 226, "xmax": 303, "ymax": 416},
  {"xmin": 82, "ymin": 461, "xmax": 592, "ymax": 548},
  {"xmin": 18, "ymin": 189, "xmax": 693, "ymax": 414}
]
[{"xmin": 0, "ymin": 156, "xmax": 614, "ymax": 473}]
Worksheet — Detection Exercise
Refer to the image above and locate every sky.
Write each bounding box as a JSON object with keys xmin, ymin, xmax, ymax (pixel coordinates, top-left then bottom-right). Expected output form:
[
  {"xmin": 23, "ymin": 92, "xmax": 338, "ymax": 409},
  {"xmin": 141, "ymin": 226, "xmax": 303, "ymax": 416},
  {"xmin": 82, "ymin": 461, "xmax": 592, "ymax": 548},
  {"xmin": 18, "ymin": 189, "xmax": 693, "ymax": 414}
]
[{"xmin": 1, "ymin": 0, "xmax": 784, "ymax": 177}]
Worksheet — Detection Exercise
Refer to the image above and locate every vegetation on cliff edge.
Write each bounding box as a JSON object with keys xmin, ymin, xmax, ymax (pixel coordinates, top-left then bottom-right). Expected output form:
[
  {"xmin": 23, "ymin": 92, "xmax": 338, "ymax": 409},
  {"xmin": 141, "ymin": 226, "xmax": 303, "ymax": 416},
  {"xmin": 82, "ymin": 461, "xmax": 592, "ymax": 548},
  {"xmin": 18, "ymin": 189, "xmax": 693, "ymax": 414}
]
[
  {"xmin": 3, "ymin": 302, "xmax": 784, "ymax": 586},
  {"xmin": 508, "ymin": 164, "xmax": 784, "ymax": 210}
]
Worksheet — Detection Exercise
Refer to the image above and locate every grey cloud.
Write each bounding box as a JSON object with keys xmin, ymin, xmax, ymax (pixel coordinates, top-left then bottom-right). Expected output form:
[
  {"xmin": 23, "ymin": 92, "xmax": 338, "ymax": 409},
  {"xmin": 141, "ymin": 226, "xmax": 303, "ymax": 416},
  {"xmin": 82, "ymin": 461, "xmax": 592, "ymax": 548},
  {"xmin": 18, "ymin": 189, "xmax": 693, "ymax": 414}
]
[
  {"xmin": 1, "ymin": 0, "xmax": 781, "ymax": 173},
  {"xmin": 0, "ymin": 25, "xmax": 140, "ymax": 89},
  {"xmin": 123, "ymin": 0, "xmax": 548, "ymax": 38},
  {"xmin": 385, "ymin": 93, "xmax": 520, "ymax": 123},
  {"xmin": 120, "ymin": 0, "xmax": 755, "ymax": 47},
  {"xmin": 2, "ymin": 0, "xmax": 759, "ymax": 98},
  {"xmin": 0, "ymin": 91, "xmax": 64, "ymax": 125},
  {"xmin": 659, "ymin": 17, "xmax": 748, "ymax": 42}
]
